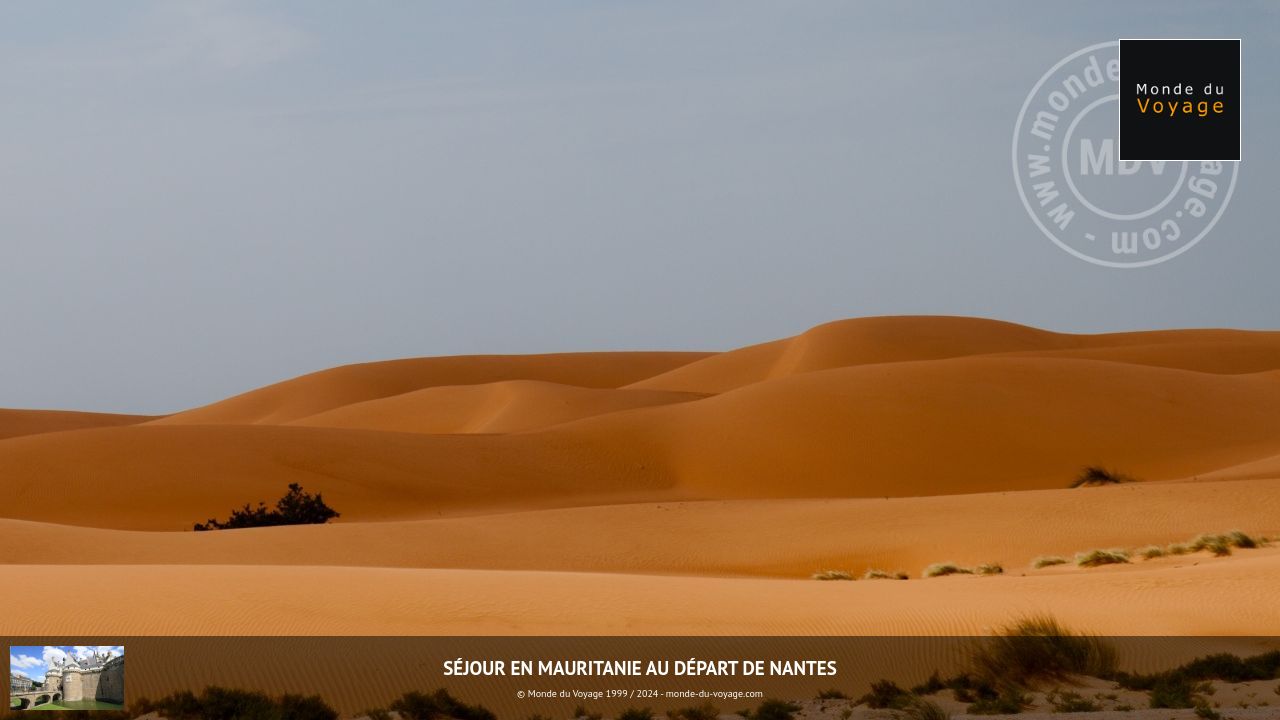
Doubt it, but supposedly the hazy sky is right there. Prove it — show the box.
[2,1,1277,414]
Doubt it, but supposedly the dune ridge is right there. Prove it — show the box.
[3,316,1280,636]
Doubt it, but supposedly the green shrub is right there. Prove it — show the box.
[1075,548,1130,567]
[811,569,854,580]
[126,686,338,720]
[1031,555,1068,569]
[975,562,1004,576]
[815,689,847,699]
[903,698,951,720]
[966,688,1028,715]
[862,568,909,580]
[1195,703,1223,719]
[393,690,496,720]
[1046,689,1101,712]
[857,679,912,709]
[1148,675,1198,709]
[910,671,947,696]
[1191,534,1232,556]
[970,615,1118,687]
[194,483,340,531]
[751,699,800,720]
[923,562,973,577]
[1139,544,1166,560]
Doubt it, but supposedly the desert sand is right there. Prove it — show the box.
[3,316,1280,637]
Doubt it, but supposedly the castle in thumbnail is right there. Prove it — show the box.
[40,651,124,704]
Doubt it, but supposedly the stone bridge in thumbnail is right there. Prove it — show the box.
[9,688,62,710]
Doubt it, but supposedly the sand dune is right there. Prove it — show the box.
[5,356,1280,530]
[151,351,710,425]
[3,316,1280,639]
[0,408,152,440]
[2,553,1278,636]
[290,380,705,434]
[629,316,1280,393]
[5,478,1277,578]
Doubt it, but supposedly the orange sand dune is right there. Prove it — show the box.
[629,316,1280,393]
[290,380,705,434]
[0,423,673,530]
[5,478,1277,578]
[619,357,1280,499]
[0,408,153,441]
[152,351,710,425]
[991,339,1280,375]
[5,316,1280,640]
[2,553,1278,636]
[5,356,1280,530]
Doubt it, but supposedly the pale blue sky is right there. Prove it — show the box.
[9,646,124,684]
[2,1,1277,414]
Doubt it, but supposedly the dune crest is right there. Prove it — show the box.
[4,316,1280,637]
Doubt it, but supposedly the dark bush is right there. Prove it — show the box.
[617,707,654,720]
[857,679,912,709]
[751,699,801,720]
[392,690,496,720]
[194,483,340,531]
[970,615,1117,686]
[966,687,1028,715]
[1071,466,1134,488]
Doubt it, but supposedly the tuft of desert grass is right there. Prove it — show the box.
[975,562,1004,576]
[903,699,951,720]
[1226,530,1260,549]
[1139,545,1166,560]
[1075,548,1130,568]
[862,568,909,581]
[923,562,974,578]
[1190,534,1233,557]
[811,569,854,581]
[1166,542,1193,556]
[970,615,1118,687]
[1031,555,1069,569]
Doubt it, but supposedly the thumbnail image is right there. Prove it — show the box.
[8,646,125,712]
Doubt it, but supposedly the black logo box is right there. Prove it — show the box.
[1119,38,1241,161]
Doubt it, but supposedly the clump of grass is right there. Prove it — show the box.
[1190,534,1233,556]
[903,699,951,720]
[966,688,1028,715]
[970,615,1118,687]
[1075,548,1130,567]
[856,680,912,710]
[1139,544,1166,560]
[923,562,974,578]
[815,689,847,700]
[811,569,854,581]
[1031,555,1068,569]
[1167,542,1193,555]
[975,562,1004,576]
[862,568,909,580]
[1046,689,1102,712]
[1227,529,1261,548]
[751,700,800,720]
[1071,465,1135,488]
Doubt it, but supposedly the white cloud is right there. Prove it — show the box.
[42,646,70,667]
[10,654,43,670]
